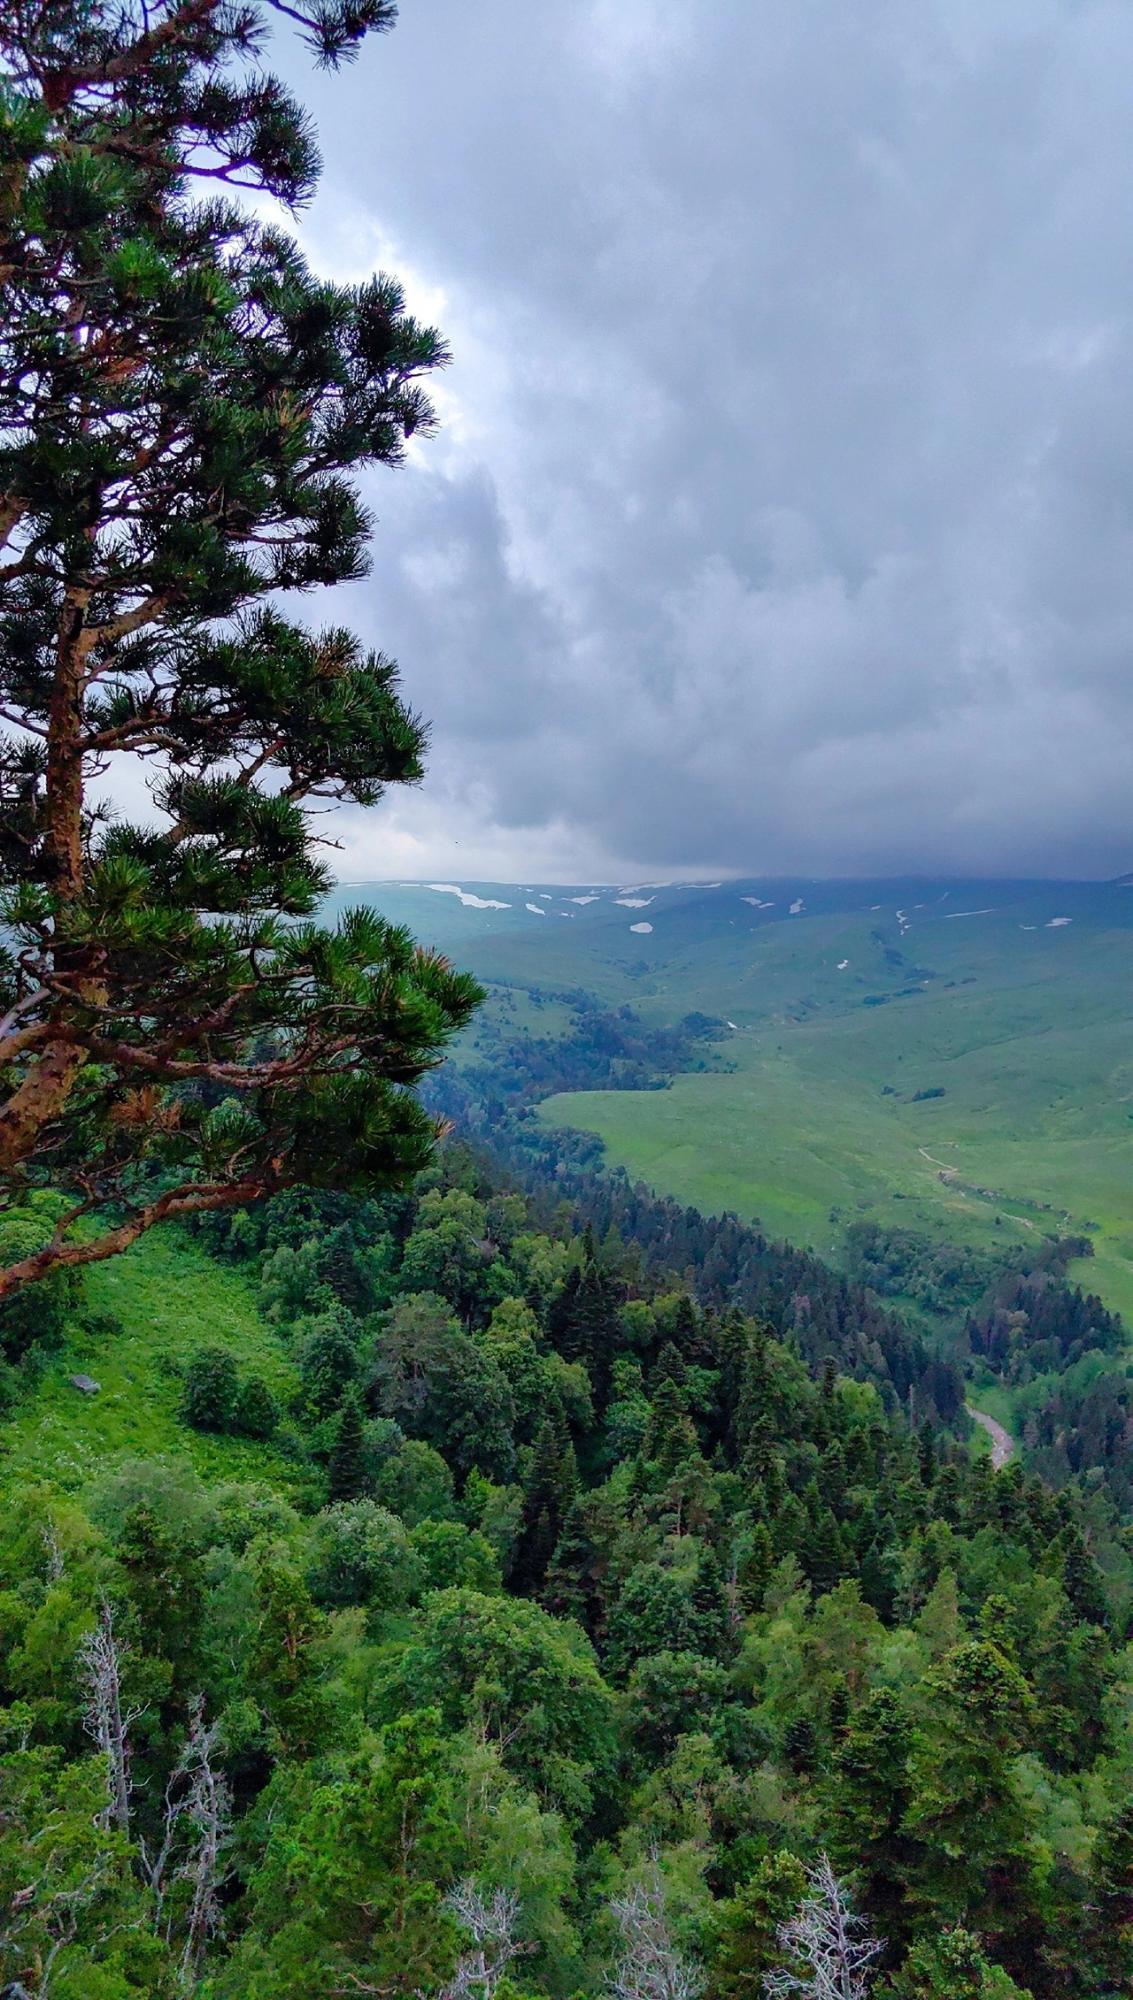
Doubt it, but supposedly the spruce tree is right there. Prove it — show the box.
[827,1685,913,1945]
[513,1410,576,1593]
[0,0,480,1297]
[736,1518,774,1614]
[1059,1524,1109,1628]
[708,1849,807,2000]
[902,1641,1035,1945]
[546,1234,622,1402]
[327,1388,366,1503]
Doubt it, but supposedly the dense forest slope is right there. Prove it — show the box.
[1,1159,1132,1997]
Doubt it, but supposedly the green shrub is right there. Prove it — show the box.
[180,1346,239,1433]
[233,1375,280,1440]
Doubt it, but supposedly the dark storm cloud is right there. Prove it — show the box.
[289,0,1133,879]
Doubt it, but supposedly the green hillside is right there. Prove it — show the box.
[0,1229,302,1492]
[342,877,1133,1318]
[4,1164,1132,1998]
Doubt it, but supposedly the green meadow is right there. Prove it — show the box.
[0,1228,302,1494]
[342,875,1133,1322]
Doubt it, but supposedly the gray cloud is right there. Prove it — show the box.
[286,0,1133,879]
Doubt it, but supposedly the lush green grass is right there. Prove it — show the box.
[0,1229,302,1493]
[537,964,1133,1318]
[965,1379,1021,1441]
[341,874,1133,1322]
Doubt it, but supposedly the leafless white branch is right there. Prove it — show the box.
[140,1695,231,1987]
[763,1855,883,2000]
[608,1866,704,2000]
[439,1880,526,2000]
[78,1601,140,1837]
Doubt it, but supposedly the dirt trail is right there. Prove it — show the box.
[916,1147,1037,1228]
[966,1403,1015,1469]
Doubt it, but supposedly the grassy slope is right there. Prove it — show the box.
[332,877,1133,1322]
[538,961,1133,1316]
[0,1228,301,1493]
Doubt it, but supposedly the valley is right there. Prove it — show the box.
[346,875,1133,1321]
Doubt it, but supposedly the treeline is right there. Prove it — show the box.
[3,1155,1133,1993]
[846,1221,1006,1320]
[449,993,729,1116]
[522,1164,965,1429]
[433,1009,961,1426]
[966,1265,1124,1380]
[435,1001,1133,1514]
[1013,1359,1133,1515]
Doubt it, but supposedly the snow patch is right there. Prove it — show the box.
[837,959,849,970]
[569,895,600,905]
[525,903,546,916]
[1046,916,1072,928]
[942,908,994,919]
[789,898,805,915]
[615,896,654,909]
[425,883,511,911]
[741,896,774,909]
[726,1020,739,1030]
[629,921,654,934]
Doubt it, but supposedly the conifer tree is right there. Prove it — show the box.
[827,1686,913,1945]
[1087,1797,1133,1995]
[547,1235,622,1402]
[888,1926,1032,1998]
[1059,1524,1108,1628]
[643,1375,699,1476]
[735,1519,774,1615]
[0,0,480,1297]
[902,1642,1034,1944]
[708,1849,807,2000]
[513,1410,576,1593]
[327,1388,367,1504]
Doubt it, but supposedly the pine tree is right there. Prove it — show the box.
[736,1520,774,1614]
[643,1376,698,1475]
[803,1505,846,1597]
[327,1390,367,1504]
[859,1529,900,1622]
[543,1489,619,1637]
[115,1499,205,1692]
[0,0,480,1298]
[547,1241,622,1401]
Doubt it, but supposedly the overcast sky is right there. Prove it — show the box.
[284,0,1133,882]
